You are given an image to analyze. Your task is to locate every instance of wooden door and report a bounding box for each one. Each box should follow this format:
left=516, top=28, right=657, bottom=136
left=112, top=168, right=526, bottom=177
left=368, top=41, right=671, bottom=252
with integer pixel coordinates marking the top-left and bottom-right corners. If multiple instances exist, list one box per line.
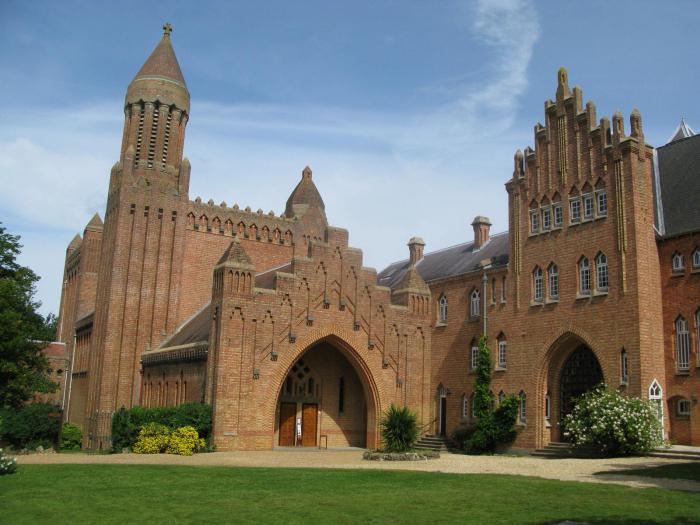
left=301, top=403, right=318, bottom=447
left=279, top=402, right=296, bottom=446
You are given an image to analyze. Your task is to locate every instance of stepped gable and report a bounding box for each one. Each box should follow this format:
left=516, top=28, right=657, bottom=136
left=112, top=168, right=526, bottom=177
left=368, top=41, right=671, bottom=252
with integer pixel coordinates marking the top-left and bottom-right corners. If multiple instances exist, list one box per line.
left=216, top=237, right=255, bottom=269
left=284, top=166, right=326, bottom=219
left=656, top=132, right=700, bottom=237
left=378, top=232, right=509, bottom=290
left=132, top=23, right=187, bottom=88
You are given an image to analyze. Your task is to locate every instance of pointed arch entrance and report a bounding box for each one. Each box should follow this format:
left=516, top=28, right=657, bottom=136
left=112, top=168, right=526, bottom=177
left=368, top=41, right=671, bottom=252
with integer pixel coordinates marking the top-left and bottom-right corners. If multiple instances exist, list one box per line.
left=274, top=336, right=377, bottom=448
left=542, top=333, right=604, bottom=443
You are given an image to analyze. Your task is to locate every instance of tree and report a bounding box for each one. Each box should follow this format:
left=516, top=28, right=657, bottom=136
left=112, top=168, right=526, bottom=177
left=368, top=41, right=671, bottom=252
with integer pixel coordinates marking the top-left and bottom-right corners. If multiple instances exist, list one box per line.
left=0, top=223, right=57, bottom=408
left=462, top=336, right=519, bottom=454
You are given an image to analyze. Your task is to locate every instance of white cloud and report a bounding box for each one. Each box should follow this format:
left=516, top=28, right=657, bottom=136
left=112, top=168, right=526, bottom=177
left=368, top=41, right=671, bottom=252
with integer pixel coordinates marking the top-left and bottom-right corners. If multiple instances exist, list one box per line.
left=0, top=0, right=540, bottom=316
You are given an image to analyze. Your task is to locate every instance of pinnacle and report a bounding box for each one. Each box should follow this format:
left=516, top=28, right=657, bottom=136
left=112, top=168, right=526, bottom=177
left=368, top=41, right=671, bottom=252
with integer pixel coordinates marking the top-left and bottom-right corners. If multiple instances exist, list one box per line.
left=68, top=234, right=82, bottom=253
left=87, top=212, right=103, bottom=228
left=132, top=23, right=187, bottom=88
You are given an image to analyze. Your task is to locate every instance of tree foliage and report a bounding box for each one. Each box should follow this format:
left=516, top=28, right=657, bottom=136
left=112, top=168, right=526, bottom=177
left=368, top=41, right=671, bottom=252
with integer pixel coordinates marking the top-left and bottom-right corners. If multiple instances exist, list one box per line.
left=460, top=336, right=519, bottom=454
left=0, top=223, right=57, bottom=408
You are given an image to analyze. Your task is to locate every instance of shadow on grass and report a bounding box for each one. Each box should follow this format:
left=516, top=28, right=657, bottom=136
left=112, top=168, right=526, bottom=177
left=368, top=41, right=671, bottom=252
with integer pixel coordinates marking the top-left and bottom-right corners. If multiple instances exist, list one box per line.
left=540, top=518, right=700, bottom=525
left=594, top=461, right=700, bottom=480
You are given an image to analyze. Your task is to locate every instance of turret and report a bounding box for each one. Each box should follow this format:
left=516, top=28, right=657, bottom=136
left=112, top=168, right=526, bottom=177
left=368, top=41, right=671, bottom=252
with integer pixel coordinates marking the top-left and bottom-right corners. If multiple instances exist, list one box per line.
left=121, top=23, right=190, bottom=177
left=213, top=238, right=256, bottom=298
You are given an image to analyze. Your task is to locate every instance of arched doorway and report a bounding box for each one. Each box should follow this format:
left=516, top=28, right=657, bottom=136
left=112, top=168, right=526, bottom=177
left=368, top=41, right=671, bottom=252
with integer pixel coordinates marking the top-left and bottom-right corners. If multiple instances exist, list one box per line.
left=542, top=334, right=604, bottom=444
left=275, top=340, right=371, bottom=448
left=559, top=345, right=603, bottom=439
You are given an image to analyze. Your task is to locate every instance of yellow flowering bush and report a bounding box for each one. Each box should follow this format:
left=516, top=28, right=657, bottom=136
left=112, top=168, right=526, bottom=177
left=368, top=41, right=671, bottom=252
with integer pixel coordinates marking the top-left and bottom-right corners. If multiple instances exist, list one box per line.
left=166, top=426, right=205, bottom=456
left=132, top=423, right=171, bottom=454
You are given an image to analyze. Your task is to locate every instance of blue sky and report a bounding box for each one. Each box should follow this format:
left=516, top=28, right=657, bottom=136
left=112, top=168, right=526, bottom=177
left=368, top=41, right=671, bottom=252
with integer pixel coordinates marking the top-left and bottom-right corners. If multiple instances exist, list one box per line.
left=1, top=0, right=699, bottom=316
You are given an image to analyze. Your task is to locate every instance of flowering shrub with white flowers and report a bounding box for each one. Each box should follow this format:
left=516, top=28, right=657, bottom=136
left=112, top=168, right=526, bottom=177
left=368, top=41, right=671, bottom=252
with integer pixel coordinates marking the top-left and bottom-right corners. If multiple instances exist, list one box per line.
left=563, top=385, right=662, bottom=455
left=0, top=448, right=18, bottom=476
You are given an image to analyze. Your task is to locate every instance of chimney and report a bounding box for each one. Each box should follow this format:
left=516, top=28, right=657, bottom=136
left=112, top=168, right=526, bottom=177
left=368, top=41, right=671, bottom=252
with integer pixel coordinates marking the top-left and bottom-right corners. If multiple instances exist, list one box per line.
left=407, top=237, right=425, bottom=265
left=472, top=216, right=491, bottom=250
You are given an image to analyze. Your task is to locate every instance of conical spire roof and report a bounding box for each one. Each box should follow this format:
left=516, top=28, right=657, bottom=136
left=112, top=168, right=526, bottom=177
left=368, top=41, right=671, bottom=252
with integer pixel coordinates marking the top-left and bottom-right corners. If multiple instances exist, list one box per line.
left=67, top=234, right=82, bottom=254
left=216, top=237, right=254, bottom=269
left=132, top=23, right=187, bottom=89
left=284, top=166, right=326, bottom=219
left=86, top=212, right=103, bottom=231
left=667, top=118, right=695, bottom=143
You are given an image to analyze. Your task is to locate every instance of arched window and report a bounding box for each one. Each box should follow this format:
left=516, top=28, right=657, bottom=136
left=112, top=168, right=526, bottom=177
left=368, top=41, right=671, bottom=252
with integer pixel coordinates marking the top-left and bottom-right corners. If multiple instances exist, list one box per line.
left=620, top=349, right=629, bottom=384
left=518, top=391, right=526, bottom=423
left=438, top=295, right=448, bottom=324
left=461, top=394, right=469, bottom=419
left=533, top=267, right=543, bottom=302
left=569, top=188, right=581, bottom=223
left=497, top=333, right=507, bottom=369
left=676, top=316, right=690, bottom=371
left=693, top=249, right=700, bottom=269
left=470, top=289, right=480, bottom=318
left=596, top=253, right=609, bottom=291
left=672, top=252, right=684, bottom=272
left=579, top=257, right=591, bottom=295
left=595, top=186, right=608, bottom=216
left=471, top=342, right=479, bottom=371
left=648, top=379, right=664, bottom=440
left=530, top=202, right=540, bottom=233
left=548, top=263, right=559, bottom=300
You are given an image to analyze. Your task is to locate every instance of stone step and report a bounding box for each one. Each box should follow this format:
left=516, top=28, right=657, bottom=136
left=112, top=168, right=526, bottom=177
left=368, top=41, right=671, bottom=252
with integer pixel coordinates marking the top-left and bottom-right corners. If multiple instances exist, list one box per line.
left=648, top=451, right=700, bottom=461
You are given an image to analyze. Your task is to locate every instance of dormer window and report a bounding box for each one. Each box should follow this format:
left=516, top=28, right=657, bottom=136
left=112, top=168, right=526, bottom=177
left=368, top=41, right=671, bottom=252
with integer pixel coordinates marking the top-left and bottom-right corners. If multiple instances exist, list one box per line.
left=672, top=253, right=684, bottom=273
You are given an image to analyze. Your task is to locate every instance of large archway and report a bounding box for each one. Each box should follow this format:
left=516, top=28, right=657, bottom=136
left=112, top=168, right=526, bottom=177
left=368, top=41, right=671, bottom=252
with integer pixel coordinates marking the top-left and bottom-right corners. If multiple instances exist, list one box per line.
left=274, top=339, right=374, bottom=448
left=543, top=333, right=604, bottom=443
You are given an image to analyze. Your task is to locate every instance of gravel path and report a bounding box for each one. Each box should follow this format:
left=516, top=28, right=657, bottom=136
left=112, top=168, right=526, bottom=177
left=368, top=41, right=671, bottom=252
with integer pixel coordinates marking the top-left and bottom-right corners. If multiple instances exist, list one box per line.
left=17, top=450, right=700, bottom=492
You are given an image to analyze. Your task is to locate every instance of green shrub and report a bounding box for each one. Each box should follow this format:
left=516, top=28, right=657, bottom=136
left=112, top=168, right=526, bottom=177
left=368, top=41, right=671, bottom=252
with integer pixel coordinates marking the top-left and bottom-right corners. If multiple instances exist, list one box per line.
left=166, top=426, right=206, bottom=456
left=563, top=385, right=662, bottom=455
left=0, top=448, right=17, bottom=475
left=60, top=422, right=82, bottom=451
left=111, top=403, right=212, bottom=452
left=380, top=404, right=418, bottom=453
left=132, top=423, right=171, bottom=454
left=460, top=337, right=519, bottom=455
left=0, top=403, right=60, bottom=449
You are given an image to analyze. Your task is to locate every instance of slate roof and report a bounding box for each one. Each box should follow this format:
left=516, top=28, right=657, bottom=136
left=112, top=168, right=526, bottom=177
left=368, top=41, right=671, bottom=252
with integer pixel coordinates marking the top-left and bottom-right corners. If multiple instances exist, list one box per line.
left=655, top=132, right=700, bottom=237
left=159, top=303, right=211, bottom=348
left=285, top=167, right=325, bottom=218
left=378, top=232, right=509, bottom=290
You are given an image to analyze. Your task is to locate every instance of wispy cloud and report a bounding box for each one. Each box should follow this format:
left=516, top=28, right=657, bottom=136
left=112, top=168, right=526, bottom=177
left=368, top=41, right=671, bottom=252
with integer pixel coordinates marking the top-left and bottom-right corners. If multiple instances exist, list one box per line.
left=0, top=0, right=540, bottom=315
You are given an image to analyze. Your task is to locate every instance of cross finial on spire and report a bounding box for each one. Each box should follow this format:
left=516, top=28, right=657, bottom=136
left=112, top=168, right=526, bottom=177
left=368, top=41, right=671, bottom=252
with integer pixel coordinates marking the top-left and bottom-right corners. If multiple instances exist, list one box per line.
left=163, top=22, right=173, bottom=37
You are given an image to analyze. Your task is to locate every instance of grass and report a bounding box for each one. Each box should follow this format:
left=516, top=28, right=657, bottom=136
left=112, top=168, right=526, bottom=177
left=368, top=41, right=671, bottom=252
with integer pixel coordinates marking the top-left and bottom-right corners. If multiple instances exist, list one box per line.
left=597, top=462, right=700, bottom=482
left=2, top=464, right=700, bottom=525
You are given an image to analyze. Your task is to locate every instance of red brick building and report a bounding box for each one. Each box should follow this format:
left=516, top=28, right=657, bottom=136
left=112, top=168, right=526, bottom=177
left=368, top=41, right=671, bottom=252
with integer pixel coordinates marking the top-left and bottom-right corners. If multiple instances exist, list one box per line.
left=56, top=26, right=700, bottom=450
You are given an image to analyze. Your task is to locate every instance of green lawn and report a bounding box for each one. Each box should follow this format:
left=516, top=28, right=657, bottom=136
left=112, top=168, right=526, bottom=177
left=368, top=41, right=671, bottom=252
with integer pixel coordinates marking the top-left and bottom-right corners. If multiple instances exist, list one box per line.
left=1, top=465, right=699, bottom=525
left=597, top=462, right=700, bottom=482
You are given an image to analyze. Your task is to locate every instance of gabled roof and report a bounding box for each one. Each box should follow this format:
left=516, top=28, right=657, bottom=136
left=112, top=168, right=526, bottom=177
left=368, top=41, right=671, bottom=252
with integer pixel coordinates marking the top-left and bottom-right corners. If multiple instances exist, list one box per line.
left=159, top=303, right=211, bottom=348
left=655, top=132, right=700, bottom=237
left=378, top=232, right=509, bottom=289
left=132, top=26, right=187, bottom=89
left=216, top=238, right=254, bottom=268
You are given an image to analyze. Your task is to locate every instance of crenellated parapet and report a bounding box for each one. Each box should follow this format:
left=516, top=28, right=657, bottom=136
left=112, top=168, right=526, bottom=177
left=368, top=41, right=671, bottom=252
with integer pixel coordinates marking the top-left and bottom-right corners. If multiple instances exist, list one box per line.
left=186, top=196, right=295, bottom=246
